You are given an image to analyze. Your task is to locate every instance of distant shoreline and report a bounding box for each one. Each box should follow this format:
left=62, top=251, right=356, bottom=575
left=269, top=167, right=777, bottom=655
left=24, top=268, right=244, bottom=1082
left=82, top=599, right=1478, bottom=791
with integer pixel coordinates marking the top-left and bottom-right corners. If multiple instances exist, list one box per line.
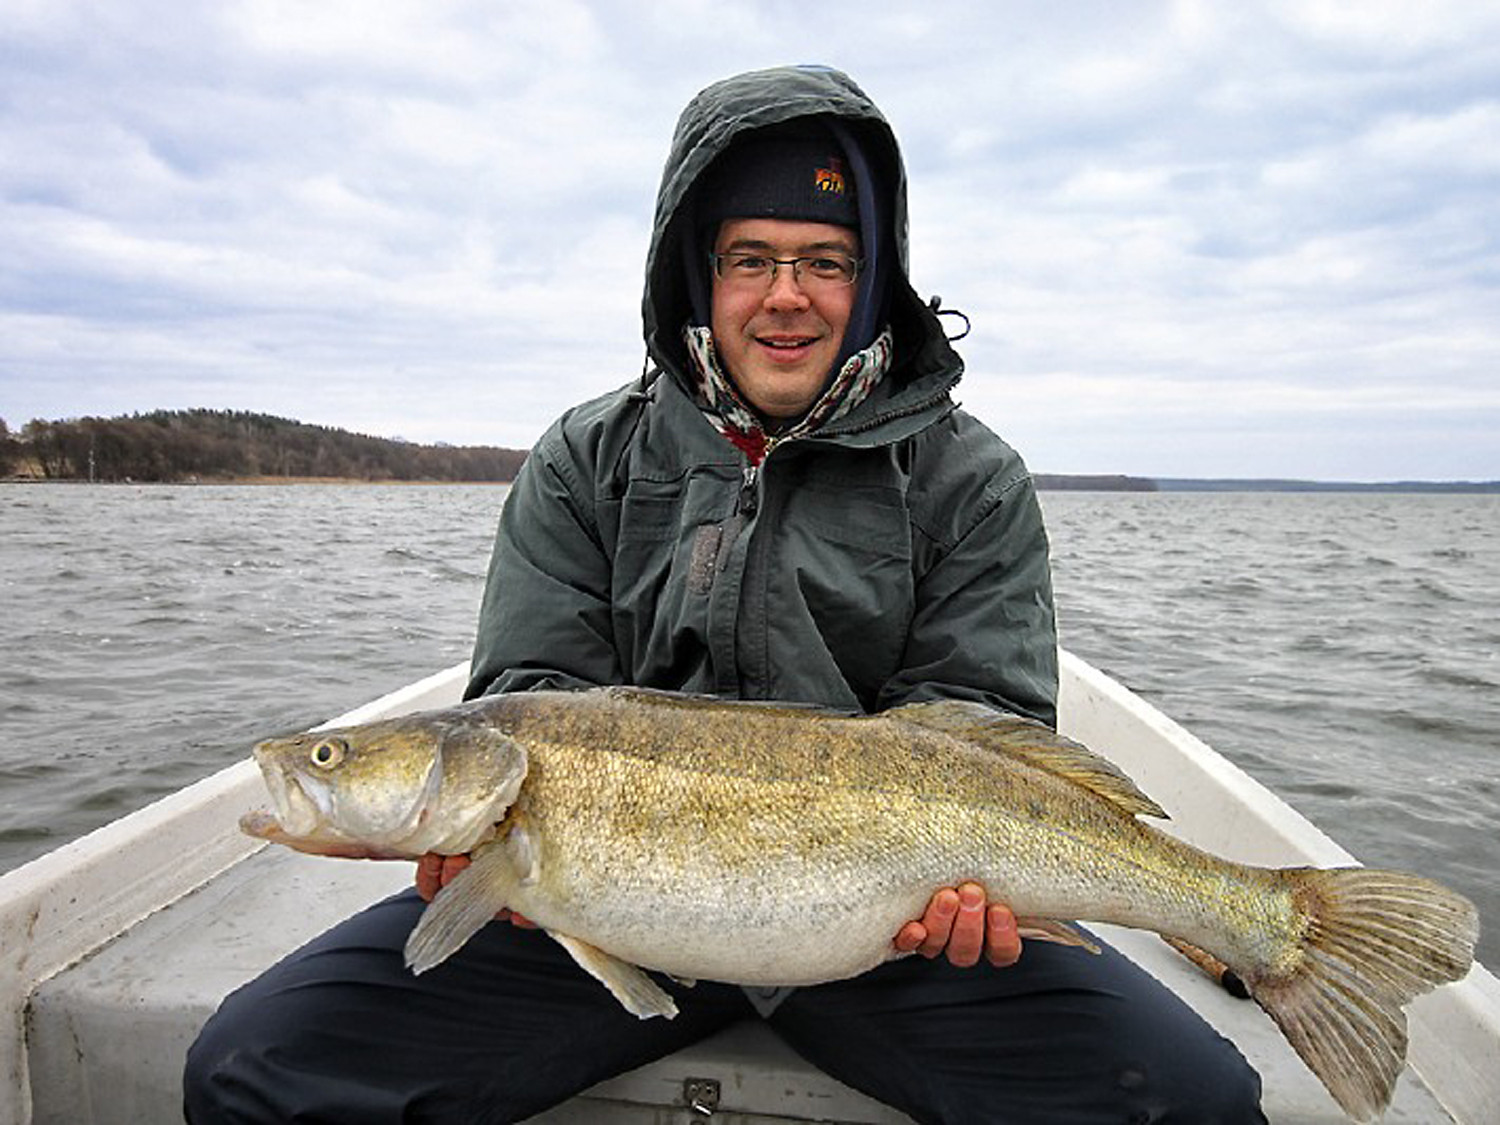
left=1, top=474, right=512, bottom=486
left=8, top=410, right=1494, bottom=493
left=1149, top=477, right=1500, bottom=495
left=7, top=473, right=1497, bottom=493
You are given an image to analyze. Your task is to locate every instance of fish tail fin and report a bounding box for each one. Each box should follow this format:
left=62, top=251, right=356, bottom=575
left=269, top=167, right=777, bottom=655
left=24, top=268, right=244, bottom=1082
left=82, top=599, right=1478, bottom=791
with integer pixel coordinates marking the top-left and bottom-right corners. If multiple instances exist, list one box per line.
left=1248, top=867, right=1477, bottom=1122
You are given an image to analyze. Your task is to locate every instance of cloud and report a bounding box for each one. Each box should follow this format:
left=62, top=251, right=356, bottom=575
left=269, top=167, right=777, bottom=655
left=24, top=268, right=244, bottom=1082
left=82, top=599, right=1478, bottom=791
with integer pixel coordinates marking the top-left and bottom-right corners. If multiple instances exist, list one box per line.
left=2, top=0, right=1498, bottom=478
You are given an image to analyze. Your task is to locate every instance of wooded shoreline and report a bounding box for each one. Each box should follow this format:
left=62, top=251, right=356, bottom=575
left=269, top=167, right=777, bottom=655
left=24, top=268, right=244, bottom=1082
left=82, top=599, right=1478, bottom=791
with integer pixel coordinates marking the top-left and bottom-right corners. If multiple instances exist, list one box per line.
left=1, top=410, right=527, bottom=485
left=4, top=411, right=1495, bottom=492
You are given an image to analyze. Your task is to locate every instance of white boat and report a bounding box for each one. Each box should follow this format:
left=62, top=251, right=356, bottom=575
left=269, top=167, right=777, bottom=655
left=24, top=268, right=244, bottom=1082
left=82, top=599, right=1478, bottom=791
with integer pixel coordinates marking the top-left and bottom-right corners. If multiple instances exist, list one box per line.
left=2, top=651, right=1496, bottom=1124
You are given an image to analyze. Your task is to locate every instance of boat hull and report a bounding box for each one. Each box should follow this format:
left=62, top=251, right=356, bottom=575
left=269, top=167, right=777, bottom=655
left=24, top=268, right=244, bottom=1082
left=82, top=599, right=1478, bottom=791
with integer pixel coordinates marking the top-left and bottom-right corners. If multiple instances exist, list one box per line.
left=3, top=654, right=1495, bottom=1124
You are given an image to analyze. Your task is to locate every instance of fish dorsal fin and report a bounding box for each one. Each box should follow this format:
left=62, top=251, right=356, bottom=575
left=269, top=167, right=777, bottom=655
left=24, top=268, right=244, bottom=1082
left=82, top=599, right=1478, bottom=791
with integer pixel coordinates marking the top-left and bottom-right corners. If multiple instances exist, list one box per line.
left=887, top=700, right=1167, bottom=819
left=600, top=686, right=853, bottom=717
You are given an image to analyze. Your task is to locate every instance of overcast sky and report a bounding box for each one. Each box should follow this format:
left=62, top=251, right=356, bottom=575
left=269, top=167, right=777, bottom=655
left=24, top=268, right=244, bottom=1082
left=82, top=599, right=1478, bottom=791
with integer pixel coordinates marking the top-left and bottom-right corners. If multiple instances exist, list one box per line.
left=3, top=1, right=1497, bottom=480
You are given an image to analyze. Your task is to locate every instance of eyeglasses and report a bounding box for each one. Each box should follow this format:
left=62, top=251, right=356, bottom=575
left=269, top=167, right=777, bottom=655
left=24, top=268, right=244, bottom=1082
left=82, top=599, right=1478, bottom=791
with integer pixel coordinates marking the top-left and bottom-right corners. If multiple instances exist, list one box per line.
left=711, top=251, right=862, bottom=289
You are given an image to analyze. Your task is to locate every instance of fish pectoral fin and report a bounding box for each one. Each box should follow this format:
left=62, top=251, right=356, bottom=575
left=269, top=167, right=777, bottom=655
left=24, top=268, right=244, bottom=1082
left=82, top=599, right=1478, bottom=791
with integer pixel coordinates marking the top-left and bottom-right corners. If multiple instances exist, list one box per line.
left=1013, top=917, right=1101, bottom=953
left=548, top=931, right=679, bottom=1020
left=404, top=845, right=516, bottom=975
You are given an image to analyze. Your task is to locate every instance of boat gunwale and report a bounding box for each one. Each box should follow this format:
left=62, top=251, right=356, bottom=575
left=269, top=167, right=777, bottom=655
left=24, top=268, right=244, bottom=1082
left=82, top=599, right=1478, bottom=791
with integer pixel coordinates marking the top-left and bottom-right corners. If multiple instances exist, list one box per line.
left=0, top=664, right=463, bottom=1125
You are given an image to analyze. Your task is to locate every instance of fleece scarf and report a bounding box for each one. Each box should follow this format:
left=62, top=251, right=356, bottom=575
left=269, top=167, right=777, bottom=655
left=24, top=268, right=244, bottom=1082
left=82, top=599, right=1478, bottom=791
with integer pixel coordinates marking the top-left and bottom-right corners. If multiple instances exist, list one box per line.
left=682, top=324, right=894, bottom=465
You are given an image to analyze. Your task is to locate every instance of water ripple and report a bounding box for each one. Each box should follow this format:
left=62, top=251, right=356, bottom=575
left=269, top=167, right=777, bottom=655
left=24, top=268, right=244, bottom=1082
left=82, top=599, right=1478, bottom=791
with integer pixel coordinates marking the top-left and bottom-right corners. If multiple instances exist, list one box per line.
left=1043, top=490, right=1500, bottom=968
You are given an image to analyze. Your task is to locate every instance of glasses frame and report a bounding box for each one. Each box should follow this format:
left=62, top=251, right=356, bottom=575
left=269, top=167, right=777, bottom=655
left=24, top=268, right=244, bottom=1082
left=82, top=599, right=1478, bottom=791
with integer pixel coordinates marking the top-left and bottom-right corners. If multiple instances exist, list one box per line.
left=710, top=251, right=863, bottom=288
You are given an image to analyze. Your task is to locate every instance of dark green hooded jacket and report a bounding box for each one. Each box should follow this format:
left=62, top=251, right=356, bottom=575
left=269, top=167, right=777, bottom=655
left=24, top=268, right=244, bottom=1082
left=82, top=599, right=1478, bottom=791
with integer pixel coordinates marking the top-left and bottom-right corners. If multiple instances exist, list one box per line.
left=466, top=66, right=1058, bottom=725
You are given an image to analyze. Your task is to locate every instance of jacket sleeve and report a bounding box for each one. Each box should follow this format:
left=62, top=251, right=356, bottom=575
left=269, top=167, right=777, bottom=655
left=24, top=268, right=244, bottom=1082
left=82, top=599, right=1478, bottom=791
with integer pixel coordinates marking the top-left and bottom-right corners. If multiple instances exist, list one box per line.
left=464, top=424, right=621, bottom=700
left=877, top=441, right=1059, bottom=728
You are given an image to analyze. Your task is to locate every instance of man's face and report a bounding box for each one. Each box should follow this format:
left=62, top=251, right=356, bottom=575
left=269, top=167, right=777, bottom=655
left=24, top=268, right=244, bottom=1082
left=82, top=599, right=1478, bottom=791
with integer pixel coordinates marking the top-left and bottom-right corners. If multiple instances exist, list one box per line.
left=710, top=218, right=860, bottom=421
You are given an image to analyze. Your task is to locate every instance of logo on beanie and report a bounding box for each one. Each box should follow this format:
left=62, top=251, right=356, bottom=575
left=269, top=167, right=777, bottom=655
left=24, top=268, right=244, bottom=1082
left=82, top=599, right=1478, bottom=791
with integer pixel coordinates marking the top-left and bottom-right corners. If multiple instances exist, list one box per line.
left=814, top=157, right=846, bottom=196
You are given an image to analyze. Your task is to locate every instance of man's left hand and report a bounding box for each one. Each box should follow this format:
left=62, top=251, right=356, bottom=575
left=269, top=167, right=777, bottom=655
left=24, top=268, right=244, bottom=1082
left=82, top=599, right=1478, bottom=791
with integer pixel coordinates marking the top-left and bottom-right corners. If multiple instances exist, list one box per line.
left=894, top=882, right=1021, bottom=968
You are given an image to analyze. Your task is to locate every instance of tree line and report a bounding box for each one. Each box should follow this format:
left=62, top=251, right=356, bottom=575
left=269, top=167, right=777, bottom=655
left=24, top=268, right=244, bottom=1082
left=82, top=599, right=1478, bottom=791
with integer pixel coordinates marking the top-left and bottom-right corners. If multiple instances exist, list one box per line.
left=0, top=410, right=527, bottom=483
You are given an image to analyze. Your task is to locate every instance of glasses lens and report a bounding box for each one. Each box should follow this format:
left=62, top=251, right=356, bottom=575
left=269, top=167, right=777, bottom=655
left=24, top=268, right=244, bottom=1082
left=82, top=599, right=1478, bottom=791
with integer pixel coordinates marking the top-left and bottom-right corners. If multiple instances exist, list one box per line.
left=716, top=253, right=771, bottom=281
left=799, top=255, right=857, bottom=284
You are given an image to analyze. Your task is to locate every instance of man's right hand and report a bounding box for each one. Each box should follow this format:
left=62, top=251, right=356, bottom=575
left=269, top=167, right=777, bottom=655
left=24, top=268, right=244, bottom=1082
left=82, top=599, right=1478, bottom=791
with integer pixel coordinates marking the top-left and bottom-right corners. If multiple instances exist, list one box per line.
left=893, top=882, right=1021, bottom=968
left=415, top=852, right=535, bottom=926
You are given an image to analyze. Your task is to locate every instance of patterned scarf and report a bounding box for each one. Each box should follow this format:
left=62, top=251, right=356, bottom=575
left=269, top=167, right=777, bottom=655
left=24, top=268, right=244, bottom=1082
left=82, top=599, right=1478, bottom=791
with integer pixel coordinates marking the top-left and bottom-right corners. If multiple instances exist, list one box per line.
left=682, top=324, right=894, bottom=465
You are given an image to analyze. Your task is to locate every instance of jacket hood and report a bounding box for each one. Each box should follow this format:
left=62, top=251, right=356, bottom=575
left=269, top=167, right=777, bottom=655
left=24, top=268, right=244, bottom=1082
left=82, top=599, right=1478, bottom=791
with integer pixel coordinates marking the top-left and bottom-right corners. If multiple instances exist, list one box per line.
left=643, top=66, right=962, bottom=408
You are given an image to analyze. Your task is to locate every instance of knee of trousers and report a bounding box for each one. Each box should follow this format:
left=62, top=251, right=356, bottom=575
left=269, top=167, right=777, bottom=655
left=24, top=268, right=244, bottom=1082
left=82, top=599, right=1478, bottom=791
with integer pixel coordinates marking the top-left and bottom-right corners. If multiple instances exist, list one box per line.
left=1119, top=1029, right=1266, bottom=1124
left=182, top=1002, right=256, bottom=1121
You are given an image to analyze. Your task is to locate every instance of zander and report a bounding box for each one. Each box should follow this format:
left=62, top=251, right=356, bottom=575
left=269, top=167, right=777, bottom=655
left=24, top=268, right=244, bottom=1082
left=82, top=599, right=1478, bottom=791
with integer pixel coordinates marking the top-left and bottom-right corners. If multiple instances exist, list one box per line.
left=242, top=687, right=1478, bottom=1122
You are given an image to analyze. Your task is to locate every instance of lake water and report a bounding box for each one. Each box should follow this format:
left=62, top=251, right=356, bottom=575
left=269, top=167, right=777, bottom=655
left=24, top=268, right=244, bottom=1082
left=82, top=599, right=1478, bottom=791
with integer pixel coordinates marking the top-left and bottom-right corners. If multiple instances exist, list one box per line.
left=1, top=483, right=1496, bottom=968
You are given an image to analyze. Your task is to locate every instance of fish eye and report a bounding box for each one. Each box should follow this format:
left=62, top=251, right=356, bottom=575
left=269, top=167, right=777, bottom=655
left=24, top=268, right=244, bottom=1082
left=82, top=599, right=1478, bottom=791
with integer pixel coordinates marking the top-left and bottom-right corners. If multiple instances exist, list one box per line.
left=309, top=738, right=347, bottom=770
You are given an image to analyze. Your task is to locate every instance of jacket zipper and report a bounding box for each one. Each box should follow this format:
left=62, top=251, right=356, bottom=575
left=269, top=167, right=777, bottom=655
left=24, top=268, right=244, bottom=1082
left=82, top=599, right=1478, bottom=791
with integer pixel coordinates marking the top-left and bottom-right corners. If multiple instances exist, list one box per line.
left=737, top=437, right=779, bottom=517
left=738, top=465, right=759, bottom=516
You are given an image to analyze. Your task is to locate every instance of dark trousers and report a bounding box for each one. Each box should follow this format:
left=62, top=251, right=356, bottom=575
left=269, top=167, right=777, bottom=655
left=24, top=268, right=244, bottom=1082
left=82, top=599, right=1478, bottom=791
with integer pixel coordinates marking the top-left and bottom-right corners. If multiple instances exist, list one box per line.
left=184, top=890, right=1265, bottom=1124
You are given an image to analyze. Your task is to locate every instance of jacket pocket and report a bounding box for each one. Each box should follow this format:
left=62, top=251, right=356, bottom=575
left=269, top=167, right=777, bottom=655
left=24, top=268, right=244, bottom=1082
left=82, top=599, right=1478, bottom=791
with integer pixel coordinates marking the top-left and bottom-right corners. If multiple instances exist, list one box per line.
left=610, top=472, right=737, bottom=683
left=767, top=478, right=915, bottom=706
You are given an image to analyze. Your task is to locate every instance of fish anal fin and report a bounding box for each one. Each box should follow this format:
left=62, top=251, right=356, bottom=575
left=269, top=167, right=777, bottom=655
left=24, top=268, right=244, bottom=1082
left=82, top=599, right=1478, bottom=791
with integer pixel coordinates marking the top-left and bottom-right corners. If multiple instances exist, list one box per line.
left=1014, top=917, right=1101, bottom=954
left=888, top=700, right=1167, bottom=819
left=404, top=844, right=517, bottom=975
left=549, top=931, right=679, bottom=1019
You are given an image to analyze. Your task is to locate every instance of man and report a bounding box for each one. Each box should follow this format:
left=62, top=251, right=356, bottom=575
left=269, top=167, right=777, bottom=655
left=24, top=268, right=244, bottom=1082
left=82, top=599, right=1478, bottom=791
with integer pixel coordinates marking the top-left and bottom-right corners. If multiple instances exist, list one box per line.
left=186, top=66, right=1265, bottom=1123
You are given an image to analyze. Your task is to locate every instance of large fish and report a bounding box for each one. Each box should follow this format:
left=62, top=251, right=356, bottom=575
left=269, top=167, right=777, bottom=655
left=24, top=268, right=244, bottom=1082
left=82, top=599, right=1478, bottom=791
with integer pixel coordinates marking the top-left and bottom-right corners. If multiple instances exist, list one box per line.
left=241, top=687, right=1478, bottom=1122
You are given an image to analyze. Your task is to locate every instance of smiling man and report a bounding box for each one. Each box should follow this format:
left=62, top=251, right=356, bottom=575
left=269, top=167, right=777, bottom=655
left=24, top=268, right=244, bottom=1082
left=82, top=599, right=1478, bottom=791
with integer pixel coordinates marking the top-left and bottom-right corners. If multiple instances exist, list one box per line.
left=186, top=67, right=1266, bottom=1124
left=709, top=217, right=859, bottom=419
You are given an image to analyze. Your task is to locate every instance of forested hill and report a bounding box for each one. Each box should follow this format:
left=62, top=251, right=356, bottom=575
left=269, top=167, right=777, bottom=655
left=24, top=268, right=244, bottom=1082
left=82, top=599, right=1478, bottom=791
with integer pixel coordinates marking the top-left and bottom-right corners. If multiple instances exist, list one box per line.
left=2, top=410, right=528, bottom=483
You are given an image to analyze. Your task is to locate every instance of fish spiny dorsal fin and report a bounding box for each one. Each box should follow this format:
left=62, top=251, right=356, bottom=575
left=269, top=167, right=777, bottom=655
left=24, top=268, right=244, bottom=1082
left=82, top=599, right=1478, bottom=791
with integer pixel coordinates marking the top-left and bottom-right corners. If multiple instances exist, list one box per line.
left=886, top=700, right=1168, bottom=819
left=600, top=686, right=852, bottom=716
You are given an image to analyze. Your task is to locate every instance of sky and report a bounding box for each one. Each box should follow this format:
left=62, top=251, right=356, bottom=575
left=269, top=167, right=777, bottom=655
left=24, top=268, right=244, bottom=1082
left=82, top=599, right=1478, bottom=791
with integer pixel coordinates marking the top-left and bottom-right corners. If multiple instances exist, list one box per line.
left=2, top=1, right=1498, bottom=481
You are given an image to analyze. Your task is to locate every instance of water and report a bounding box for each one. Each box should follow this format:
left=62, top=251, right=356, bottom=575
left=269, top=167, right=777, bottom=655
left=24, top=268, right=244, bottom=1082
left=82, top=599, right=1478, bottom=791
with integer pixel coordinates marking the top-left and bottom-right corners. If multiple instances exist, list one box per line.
left=1042, top=491, right=1500, bottom=969
left=1, top=483, right=1496, bottom=969
left=0, top=483, right=501, bottom=865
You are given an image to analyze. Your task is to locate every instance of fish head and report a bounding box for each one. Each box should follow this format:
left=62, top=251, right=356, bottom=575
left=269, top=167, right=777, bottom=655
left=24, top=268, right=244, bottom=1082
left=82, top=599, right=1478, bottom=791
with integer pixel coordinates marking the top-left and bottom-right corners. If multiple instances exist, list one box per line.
left=241, top=708, right=528, bottom=860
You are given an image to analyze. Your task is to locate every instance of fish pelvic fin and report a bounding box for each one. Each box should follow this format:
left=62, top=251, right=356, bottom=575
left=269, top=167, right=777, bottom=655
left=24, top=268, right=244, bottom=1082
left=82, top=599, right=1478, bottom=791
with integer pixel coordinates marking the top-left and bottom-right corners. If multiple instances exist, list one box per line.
left=549, top=931, right=679, bottom=1019
left=1248, top=867, right=1478, bottom=1122
left=886, top=700, right=1167, bottom=819
left=1013, top=917, right=1102, bottom=953
left=404, top=843, right=517, bottom=975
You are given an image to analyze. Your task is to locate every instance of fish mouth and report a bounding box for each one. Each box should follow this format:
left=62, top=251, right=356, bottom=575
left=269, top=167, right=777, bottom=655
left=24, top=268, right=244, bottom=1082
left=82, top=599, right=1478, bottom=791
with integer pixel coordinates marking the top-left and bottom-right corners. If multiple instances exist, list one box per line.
left=238, top=809, right=413, bottom=860
left=252, top=744, right=328, bottom=838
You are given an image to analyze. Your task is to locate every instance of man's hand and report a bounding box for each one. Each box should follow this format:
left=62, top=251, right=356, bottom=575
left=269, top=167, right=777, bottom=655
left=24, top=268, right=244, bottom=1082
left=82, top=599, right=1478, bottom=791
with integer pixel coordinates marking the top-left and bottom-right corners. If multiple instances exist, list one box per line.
left=415, top=852, right=535, bottom=927
left=893, top=882, right=1021, bottom=968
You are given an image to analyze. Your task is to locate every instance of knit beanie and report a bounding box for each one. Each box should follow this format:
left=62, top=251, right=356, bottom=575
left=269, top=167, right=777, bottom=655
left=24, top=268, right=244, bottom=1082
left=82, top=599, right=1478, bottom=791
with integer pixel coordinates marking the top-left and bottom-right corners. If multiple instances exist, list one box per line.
left=697, top=130, right=859, bottom=230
